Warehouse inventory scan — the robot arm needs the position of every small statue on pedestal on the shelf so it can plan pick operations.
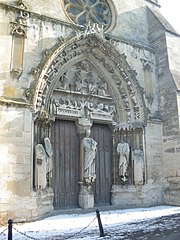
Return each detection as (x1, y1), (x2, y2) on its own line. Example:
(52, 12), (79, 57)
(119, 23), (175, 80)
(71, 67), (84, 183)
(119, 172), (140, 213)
(117, 140), (130, 182)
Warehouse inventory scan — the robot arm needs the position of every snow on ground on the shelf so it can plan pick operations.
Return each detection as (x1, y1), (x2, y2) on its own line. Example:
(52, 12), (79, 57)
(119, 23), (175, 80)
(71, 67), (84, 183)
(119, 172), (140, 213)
(1, 205), (180, 239)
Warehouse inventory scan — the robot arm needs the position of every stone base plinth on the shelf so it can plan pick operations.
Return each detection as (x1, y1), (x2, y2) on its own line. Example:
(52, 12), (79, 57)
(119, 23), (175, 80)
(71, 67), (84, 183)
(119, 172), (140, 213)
(79, 185), (94, 209)
(36, 187), (54, 215)
(111, 184), (164, 207)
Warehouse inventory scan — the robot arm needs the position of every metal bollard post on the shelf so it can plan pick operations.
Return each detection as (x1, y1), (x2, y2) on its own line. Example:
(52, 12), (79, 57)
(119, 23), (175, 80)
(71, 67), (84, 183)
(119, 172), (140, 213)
(96, 209), (105, 237)
(8, 219), (13, 240)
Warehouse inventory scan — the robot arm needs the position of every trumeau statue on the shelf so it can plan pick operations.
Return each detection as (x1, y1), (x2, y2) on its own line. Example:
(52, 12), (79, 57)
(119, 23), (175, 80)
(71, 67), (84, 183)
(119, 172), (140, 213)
(133, 148), (144, 185)
(83, 130), (97, 183)
(117, 140), (130, 182)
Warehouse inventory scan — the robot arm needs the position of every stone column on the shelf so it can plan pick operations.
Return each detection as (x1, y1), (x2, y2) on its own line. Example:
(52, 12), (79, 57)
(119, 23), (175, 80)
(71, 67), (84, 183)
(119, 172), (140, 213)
(79, 131), (85, 183)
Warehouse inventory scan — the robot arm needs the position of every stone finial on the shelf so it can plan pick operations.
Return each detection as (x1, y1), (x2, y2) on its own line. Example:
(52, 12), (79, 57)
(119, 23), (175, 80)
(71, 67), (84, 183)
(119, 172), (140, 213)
(17, 0), (28, 10)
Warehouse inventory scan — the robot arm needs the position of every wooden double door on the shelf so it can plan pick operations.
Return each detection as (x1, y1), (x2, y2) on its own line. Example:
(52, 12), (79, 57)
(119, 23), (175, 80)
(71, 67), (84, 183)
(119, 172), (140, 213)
(51, 120), (112, 208)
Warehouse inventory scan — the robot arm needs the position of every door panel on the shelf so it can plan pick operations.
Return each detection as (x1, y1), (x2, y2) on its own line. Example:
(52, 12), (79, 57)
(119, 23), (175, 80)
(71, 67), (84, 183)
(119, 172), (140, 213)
(51, 120), (80, 208)
(91, 124), (112, 205)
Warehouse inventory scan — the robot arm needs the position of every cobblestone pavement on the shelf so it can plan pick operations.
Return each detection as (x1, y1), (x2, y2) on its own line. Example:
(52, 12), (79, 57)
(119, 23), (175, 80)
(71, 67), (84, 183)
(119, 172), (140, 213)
(47, 213), (180, 240)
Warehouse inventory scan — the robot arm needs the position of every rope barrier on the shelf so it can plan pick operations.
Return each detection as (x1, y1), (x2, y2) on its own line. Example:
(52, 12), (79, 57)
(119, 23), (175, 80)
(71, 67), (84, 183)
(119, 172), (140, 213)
(5, 216), (97, 240)
(64, 216), (97, 239)
(4, 209), (105, 239)
(0, 227), (8, 236)
(13, 227), (40, 240)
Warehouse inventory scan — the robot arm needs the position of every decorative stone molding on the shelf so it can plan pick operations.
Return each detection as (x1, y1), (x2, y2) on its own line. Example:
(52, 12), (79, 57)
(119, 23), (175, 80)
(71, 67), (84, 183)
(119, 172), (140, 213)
(141, 59), (153, 72)
(50, 96), (115, 122)
(10, 9), (29, 78)
(10, 68), (23, 78)
(141, 58), (154, 105)
(25, 80), (38, 103)
(113, 121), (145, 132)
(34, 110), (55, 128)
(16, 0), (28, 10)
(10, 10), (29, 37)
(0, 97), (31, 108)
(29, 31), (146, 124)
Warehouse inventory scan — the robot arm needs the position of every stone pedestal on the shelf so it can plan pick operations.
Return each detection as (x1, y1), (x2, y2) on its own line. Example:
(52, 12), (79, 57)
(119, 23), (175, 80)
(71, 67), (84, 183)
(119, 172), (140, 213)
(111, 184), (164, 207)
(79, 185), (94, 209)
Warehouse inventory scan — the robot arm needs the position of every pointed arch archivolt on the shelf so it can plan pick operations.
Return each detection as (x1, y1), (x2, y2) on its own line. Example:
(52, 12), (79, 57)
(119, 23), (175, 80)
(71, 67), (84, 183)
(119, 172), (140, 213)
(33, 33), (146, 125)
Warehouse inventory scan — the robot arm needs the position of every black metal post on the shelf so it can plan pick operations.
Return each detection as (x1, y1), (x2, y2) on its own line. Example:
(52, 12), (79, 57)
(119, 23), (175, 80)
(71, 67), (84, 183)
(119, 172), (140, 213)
(8, 219), (13, 240)
(96, 209), (105, 237)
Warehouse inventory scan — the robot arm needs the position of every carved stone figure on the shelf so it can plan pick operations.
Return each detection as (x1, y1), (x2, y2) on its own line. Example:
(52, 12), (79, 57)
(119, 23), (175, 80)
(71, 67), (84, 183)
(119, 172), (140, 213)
(54, 60), (110, 97)
(133, 148), (144, 185)
(44, 137), (53, 186)
(35, 144), (47, 189)
(83, 130), (97, 183)
(117, 140), (130, 181)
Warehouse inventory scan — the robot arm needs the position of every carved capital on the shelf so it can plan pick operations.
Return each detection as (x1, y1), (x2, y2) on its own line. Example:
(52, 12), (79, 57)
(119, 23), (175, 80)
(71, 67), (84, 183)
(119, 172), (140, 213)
(11, 10), (29, 37)
(34, 110), (53, 128)
(11, 23), (28, 36)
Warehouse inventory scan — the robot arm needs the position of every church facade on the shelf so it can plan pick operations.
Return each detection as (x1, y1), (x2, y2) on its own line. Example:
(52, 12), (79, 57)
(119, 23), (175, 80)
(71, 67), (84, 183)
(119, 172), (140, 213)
(0, 0), (180, 223)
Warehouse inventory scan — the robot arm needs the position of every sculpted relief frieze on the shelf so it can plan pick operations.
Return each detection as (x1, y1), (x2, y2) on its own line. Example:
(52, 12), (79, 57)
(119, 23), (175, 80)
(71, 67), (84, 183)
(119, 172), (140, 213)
(50, 96), (115, 122)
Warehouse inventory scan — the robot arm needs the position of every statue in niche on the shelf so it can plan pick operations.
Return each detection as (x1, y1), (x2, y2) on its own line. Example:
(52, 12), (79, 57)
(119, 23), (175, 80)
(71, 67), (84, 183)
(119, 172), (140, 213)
(35, 138), (53, 189)
(133, 148), (144, 185)
(44, 137), (53, 187)
(117, 140), (130, 182)
(35, 144), (47, 189)
(83, 130), (97, 183)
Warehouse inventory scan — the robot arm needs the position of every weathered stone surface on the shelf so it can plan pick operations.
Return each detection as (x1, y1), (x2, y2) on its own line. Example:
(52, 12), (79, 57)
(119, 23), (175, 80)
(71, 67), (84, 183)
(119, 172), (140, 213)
(0, 0), (180, 224)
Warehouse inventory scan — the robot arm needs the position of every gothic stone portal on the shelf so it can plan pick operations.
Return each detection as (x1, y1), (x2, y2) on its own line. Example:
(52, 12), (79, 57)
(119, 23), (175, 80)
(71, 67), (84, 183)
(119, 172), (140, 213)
(35, 44), (145, 208)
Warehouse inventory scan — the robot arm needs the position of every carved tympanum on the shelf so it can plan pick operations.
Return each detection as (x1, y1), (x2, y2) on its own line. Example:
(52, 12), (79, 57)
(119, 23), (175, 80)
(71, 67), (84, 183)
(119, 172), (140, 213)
(55, 61), (108, 96)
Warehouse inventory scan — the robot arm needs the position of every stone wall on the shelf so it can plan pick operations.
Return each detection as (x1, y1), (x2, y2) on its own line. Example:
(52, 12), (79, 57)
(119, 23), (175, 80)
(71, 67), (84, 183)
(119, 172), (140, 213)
(145, 120), (164, 185)
(147, 7), (180, 205)
(0, 105), (54, 224)
(0, 105), (32, 223)
(111, 184), (164, 207)
(115, 41), (158, 118)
